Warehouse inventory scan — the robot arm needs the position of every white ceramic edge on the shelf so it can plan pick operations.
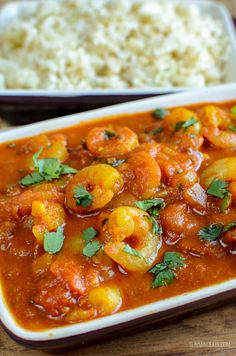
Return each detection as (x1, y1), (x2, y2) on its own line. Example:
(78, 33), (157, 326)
(0, 82), (236, 341)
(1, 280), (236, 341)
(0, 0), (235, 97)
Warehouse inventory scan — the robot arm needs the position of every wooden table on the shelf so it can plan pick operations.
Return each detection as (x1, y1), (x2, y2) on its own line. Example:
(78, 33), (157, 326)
(0, 1), (236, 355)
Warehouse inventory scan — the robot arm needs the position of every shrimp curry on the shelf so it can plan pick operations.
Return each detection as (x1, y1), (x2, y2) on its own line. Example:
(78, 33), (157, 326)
(0, 103), (236, 330)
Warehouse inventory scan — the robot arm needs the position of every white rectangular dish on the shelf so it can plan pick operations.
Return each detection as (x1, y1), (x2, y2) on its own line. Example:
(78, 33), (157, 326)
(0, 0), (235, 98)
(0, 83), (236, 350)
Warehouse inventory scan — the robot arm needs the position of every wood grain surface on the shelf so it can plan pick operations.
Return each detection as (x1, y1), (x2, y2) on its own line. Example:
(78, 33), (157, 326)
(0, 1), (236, 355)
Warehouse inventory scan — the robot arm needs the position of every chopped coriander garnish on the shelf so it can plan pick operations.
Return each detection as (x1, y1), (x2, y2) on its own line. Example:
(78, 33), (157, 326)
(74, 186), (93, 208)
(20, 172), (44, 186)
(149, 252), (185, 288)
(106, 158), (126, 167)
(151, 217), (162, 236)
(163, 252), (185, 269)
(81, 226), (102, 257)
(82, 227), (97, 244)
(207, 178), (228, 199)
(145, 127), (163, 135)
(144, 214), (162, 237)
(222, 221), (236, 233)
(104, 130), (116, 140)
(44, 226), (65, 254)
(83, 241), (101, 257)
(175, 118), (197, 132)
(221, 192), (231, 213)
(198, 223), (223, 241)
(123, 244), (143, 258)
(20, 148), (77, 186)
(153, 108), (168, 120)
(228, 125), (236, 133)
(135, 198), (164, 217)
(151, 270), (175, 288)
(198, 220), (236, 242)
(231, 106), (236, 116)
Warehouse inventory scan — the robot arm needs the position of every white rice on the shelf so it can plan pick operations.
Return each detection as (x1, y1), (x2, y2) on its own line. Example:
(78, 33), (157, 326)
(0, 0), (231, 90)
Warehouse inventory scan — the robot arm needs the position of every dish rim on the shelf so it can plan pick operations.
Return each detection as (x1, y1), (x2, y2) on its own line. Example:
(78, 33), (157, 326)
(0, 83), (236, 343)
(0, 0), (235, 97)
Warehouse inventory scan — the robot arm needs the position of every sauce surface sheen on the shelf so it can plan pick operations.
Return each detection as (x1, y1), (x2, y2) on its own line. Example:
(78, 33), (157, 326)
(0, 101), (236, 331)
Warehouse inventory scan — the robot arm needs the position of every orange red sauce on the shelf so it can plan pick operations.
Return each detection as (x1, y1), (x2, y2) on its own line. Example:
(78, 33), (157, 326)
(0, 101), (236, 331)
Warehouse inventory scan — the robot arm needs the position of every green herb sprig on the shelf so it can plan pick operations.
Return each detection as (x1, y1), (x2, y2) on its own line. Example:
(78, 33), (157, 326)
(198, 221), (236, 242)
(135, 198), (165, 217)
(145, 127), (164, 135)
(81, 227), (102, 257)
(206, 178), (230, 212)
(153, 108), (168, 120)
(123, 244), (143, 258)
(104, 130), (116, 140)
(74, 186), (93, 208)
(20, 148), (77, 186)
(228, 125), (236, 133)
(149, 252), (185, 288)
(175, 118), (197, 132)
(44, 226), (65, 254)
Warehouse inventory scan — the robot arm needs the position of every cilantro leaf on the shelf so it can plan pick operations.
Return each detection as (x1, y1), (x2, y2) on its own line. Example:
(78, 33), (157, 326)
(231, 106), (236, 116)
(149, 262), (167, 274)
(228, 125), (236, 133)
(38, 158), (61, 180)
(20, 148), (77, 186)
(152, 219), (163, 237)
(175, 118), (197, 132)
(106, 158), (126, 168)
(149, 251), (185, 288)
(44, 226), (65, 254)
(74, 186), (93, 208)
(82, 227), (97, 244)
(151, 270), (175, 288)
(83, 241), (101, 257)
(198, 223), (223, 241)
(145, 127), (163, 135)
(221, 192), (231, 212)
(59, 164), (78, 175)
(104, 130), (116, 140)
(163, 252), (185, 269)
(145, 215), (163, 237)
(135, 198), (164, 217)
(123, 244), (143, 258)
(153, 108), (168, 120)
(222, 221), (236, 233)
(207, 178), (228, 199)
(32, 148), (42, 168)
(20, 172), (44, 186)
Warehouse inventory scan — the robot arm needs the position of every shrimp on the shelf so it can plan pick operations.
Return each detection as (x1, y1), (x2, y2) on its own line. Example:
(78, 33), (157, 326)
(65, 285), (121, 322)
(0, 183), (64, 221)
(133, 143), (159, 158)
(31, 201), (65, 244)
(200, 105), (236, 148)
(155, 144), (193, 183)
(88, 285), (122, 315)
(65, 164), (124, 213)
(201, 127), (236, 149)
(201, 157), (236, 188)
(164, 108), (201, 134)
(118, 151), (161, 199)
(85, 127), (139, 157)
(200, 105), (232, 129)
(24, 134), (69, 171)
(101, 207), (161, 272)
